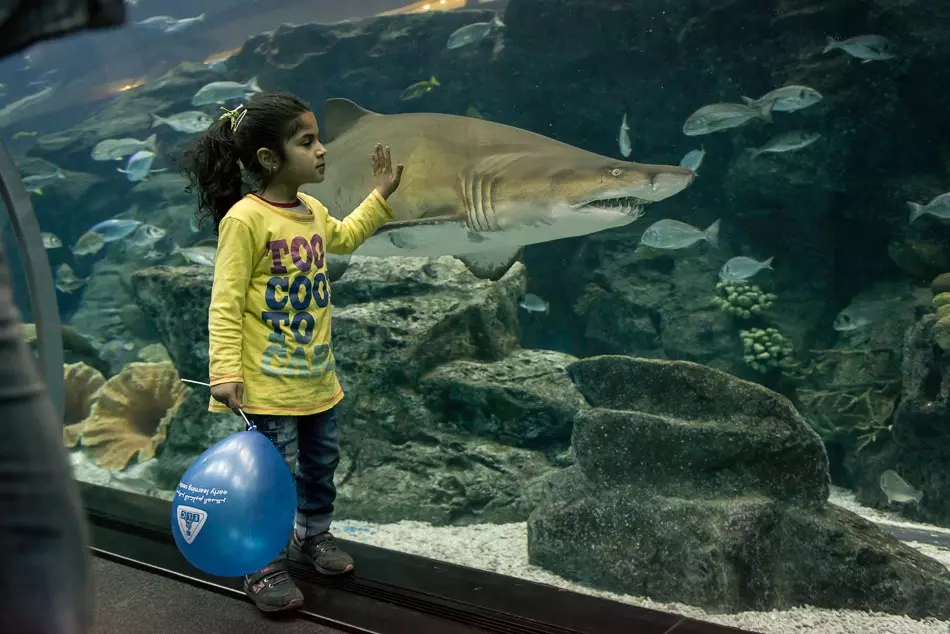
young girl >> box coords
[180,91,403,613]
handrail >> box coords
[0,139,64,419]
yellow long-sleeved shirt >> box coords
[207,189,393,415]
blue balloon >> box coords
[171,429,296,577]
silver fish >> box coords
[748,130,821,160]
[823,35,897,62]
[92,133,157,161]
[741,85,823,113]
[118,150,165,182]
[85,218,142,242]
[55,263,87,293]
[71,231,105,256]
[879,470,922,504]
[21,168,64,194]
[191,77,261,106]
[0,83,58,128]
[907,192,950,224]
[719,256,774,282]
[640,218,720,250]
[173,244,216,267]
[446,15,504,49]
[618,113,632,158]
[679,148,705,172]
[41,232,62,249]
[150,111,213,134]
[135,14,205,33]
[683,102,774,136]
[129,223,167,248]
[833,304,874,332]
[519,293,549,313]
[162,13,205,34]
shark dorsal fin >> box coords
[322,98,379,143]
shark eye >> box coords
[610,168,623,177]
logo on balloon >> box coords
[177,506,209,544]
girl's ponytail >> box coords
[180,116,244,234]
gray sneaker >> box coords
[290,531,355,575]
[243,562,304,612]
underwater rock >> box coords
[330,255,522,384]
[528,355,950,617]
[69,261,141,352]
[130,264,214,384]
[846,313,950,526]
[418,349,585,451]
[566,356,829,505]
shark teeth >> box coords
[582,196,647,219]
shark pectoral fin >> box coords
[457,246,523,281]
[373,215,465,250]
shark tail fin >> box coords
[822,36,838,54]
[704,219,721,249]
[907,201,925,224]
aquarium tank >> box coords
[4,0,950,631]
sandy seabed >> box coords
[72,453,950,634]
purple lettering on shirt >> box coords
[266,239,290,273]
[290,236,314,272]
[310,234,325,270]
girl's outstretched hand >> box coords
[371,143,404,199]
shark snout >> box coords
[641,167,694,202]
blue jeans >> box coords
[250,407,340,545]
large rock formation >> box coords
[527,355,950,617]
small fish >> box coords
[84,218,143,246]
[71,231,106,256]
[150,111,213,134]
[92,133,157,161]
[162,13,206,34]
[143,249,166,261]
[129,223,167,248]
[519,293,549,313]
[0,84,57,128]
[399,76,440,101]
[118,150,165,182]
[446,15,504,49]
[907,192,950,224]
[879,470,922,504]
[41,232,62,249]
[99,338,136,362]
[173,243,216,267]
[639,218,720,250]
[719,256,774,282]
[823,35,897,62]
[135,14,205,33]
[741,85,823,113]
[683,102,774,136]
[191,77,261,106]
[748,130,821,160]
[618,113,632,158]
[833,304,874,332]
[679,147,705,172]
[21,168,65,195]
[55,263,87,293]
[12,130,36,139]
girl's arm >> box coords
[208,216,256,386]
[320,189,394,255]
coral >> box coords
[62,362,107,448]
[933,292,950,317]
[739,327,796,374]
[137,343,172,363]
[936,316,950,351]
[714,280,776,319]
[79,361,190,470]
[932,273,950,296]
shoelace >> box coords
[260,569,293,587]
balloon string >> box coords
[180,378,256,432]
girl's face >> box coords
[276,111,327,186]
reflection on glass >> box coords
[6,0,949,630]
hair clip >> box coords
[218,104,247,132]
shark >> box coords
[302,98,695,278]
